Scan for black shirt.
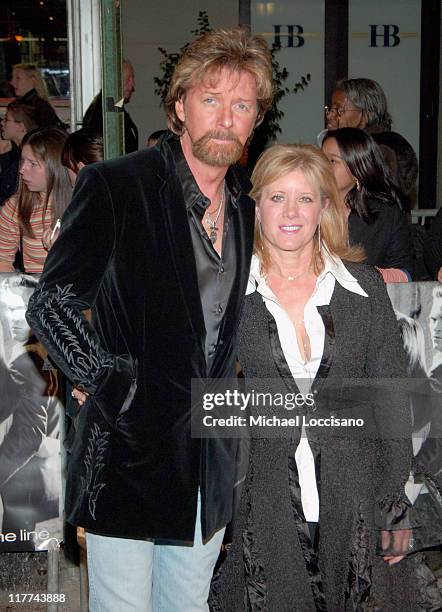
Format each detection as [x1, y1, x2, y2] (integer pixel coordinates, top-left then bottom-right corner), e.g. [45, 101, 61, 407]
[170, 136, 237, 372]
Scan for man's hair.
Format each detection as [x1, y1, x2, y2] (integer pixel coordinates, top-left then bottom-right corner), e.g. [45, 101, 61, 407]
[13, 63, 49, 99]
[6, 101, 39, 132]
[335, 78, 392, 131]
[250, 144, 364, 275]
[165, 27, 273, 135]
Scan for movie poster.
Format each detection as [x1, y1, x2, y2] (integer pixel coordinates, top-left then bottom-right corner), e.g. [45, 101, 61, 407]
[0, 274, 63, 552]
[388, 281, 442, 549]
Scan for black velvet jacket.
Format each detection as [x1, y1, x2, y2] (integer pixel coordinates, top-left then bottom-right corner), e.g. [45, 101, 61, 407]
[26, 132, 255, 540]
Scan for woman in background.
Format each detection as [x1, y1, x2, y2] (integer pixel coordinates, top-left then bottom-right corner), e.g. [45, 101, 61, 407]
[322, 127, 413, 279]
[325, 78, 418, 211]
[0, 127, 71, 273]
[10, 63, 66, 130]
[0, 101, 39, 205]
[38, 128, 104, 252]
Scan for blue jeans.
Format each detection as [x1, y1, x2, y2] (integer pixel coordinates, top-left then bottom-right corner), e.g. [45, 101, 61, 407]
[86, 494, 225, 611]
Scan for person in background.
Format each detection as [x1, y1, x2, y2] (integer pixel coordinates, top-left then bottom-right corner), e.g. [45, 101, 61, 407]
[325, 78, 418, 211]
[146, 129, 167, 148]
[322, 128, 413, 279]
[0, 127, 71, 273]
[0, 101, 39, 205]
[61, 127, 103, 186]
[83, 59, 138, 154]
[42, 128, 104, 250]
[423, 207, 442, 282]
[10, 63, 66, 130]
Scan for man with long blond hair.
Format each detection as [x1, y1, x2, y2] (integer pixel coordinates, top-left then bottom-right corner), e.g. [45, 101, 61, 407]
[27, 27, 273, 611]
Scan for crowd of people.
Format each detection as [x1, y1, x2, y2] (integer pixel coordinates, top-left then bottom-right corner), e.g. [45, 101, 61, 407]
[0, 26, 441, 612]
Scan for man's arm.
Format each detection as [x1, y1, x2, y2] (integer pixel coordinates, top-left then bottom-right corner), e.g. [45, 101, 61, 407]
[26, 165, 137, 427]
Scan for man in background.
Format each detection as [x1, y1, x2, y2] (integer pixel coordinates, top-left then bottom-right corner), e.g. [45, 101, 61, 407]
[83, 58, 138, 153]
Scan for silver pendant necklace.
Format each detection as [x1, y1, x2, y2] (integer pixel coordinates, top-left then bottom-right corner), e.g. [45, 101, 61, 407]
[205, 186, 225, 244]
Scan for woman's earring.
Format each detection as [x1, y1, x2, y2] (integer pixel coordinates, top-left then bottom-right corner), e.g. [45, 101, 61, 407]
[317, 223, 322, 254]
[355, 178, 361, 191]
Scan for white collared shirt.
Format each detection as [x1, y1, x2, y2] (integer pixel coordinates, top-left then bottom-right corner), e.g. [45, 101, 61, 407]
[246, 251, 368, 521]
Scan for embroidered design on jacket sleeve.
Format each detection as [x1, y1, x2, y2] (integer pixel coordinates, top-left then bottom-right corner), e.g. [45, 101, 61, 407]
[81, 423, 110, 520]
[27, 283, 113, 390]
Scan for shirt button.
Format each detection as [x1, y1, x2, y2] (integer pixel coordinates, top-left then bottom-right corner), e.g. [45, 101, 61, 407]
[219, 265, 225, 274]
[217, 305, 223, 314]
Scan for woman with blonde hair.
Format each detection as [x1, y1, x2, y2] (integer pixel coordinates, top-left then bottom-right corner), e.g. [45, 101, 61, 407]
[210, 144, 440, 611]
[10, 64, 65, 130]
[0, 127, 71, 273]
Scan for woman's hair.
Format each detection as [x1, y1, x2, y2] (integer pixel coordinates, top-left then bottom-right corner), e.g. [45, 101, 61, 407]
[165, 27, 273, 135]
[395, 312, 428, 378]
[6, 101, 39, 132]
[18, 127, 72, 238]
[250, 144, 364, 275]
[334, 78, 392, 131]
[62, 128, 103, 174]
[13, 63, 49, 99]
[323, 128, 405, 223]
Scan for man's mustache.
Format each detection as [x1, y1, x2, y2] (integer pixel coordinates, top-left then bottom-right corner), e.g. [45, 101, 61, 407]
[201, 130, 242, 144]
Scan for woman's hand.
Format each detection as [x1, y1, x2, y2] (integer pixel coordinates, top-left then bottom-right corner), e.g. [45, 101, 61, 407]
[437, 266, 442, 283]
[381, 529, 412, 565]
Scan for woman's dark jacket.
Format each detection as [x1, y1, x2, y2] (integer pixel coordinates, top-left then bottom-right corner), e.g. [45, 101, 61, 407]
[348, 199, 413, 273]
[25, 132, 255, 541]
[209, 264, 440, 611]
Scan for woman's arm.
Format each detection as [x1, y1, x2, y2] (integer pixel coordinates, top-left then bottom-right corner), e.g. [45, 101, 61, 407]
[382, 205, 414, 274]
